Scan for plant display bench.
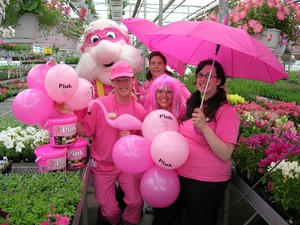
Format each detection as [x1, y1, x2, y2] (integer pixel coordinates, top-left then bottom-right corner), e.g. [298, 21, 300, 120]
[222, 173, 290, 225]
[9, 161, 91, 225]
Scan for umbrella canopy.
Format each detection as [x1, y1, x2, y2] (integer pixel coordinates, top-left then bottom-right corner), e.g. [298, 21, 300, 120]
[121, 18, 186, 76]
[146, 20, 288, 83]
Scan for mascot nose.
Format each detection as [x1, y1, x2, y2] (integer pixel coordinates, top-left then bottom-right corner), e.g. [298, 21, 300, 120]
[94, 40, 122, 65]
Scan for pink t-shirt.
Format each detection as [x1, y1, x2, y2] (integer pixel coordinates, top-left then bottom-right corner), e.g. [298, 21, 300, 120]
[139, 78, 191, 110]
[176, 104, 241, 182]
[79, 94, 147, 163]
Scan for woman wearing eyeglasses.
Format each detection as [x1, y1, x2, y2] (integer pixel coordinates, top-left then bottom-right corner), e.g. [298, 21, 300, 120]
[152, 60, 241, 225]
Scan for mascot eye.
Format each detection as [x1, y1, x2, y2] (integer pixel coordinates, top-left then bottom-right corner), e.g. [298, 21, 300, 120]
[90, 35, 100, 43]
[106, 32, 117, 39]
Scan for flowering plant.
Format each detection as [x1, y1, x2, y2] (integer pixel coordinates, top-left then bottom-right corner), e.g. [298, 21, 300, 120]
[1, 0, 88, 41]
[267, 160, 300, 211]
[232, 98, 300, 217]
[0, 126, 49, 157]
[228, 0, 300, 43]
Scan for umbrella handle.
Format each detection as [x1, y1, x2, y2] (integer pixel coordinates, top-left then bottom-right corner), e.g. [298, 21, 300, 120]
[199, 56, 218, 110]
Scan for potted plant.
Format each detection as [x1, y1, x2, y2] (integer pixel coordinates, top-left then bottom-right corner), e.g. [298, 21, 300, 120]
[1, 0, 88, 42]
[0, 126, 49, 163]
[1, 0, 63, 32]
[227, 0, 300, 50]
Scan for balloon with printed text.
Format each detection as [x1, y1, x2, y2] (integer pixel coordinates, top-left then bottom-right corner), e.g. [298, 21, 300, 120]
[44, 64, 79, 103]
[151, 131, 189, 169]
[66, 78, 95, 110]
[142, 109, 178, 142]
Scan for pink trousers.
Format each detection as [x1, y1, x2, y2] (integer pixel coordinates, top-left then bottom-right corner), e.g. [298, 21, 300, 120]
[92, 161, 143, 225]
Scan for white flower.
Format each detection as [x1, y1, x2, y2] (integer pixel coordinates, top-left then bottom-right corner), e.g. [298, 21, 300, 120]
[269, 160, 300, 180]
[0, 126, 49, 155]
[0, 26, 15, 38]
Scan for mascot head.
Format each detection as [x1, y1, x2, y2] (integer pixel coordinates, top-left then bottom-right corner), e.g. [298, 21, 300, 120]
[76, 19, 144, 87]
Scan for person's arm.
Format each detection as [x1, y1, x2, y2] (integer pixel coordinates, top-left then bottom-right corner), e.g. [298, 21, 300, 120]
[192, 108, 234, 161]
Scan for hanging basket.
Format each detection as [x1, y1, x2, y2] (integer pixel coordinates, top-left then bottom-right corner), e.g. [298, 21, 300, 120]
[34, 29, 57, 47]
[55, 34, 79, 51]
[280, 53, 292, 62]
[253, 29, 281, 52]
[3, 13, 38, 44]
[274, 44, 286, 56]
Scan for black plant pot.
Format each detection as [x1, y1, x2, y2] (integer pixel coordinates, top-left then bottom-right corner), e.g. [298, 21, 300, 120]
[7, 155, 22, 163]
[22, 154, 36, 163]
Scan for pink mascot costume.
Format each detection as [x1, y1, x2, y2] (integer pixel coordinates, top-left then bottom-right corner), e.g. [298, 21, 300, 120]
[77, 19, 143, 99]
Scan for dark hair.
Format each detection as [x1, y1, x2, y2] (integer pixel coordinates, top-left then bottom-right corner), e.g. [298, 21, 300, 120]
[181, 59, 228, 122]
[146, 51, 167, 81]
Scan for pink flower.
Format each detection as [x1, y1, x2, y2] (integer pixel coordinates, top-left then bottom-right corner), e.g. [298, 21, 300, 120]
[252, 22, 263, 33]
[239, 10, 248, 19]
[276, 10, 286, 20]
[248, 19, 259, 28]
[241, 24, 249, 31]
[232, 13, 241, 23]
[208, 13, 218, 22]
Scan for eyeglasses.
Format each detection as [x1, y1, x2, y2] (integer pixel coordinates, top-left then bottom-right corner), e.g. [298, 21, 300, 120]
[196, 73, 217, 79]
[113, 77, 132, 83]
[156, 89, 173, 95]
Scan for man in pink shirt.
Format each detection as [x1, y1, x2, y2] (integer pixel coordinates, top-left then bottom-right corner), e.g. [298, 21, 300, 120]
[77, 61, 147, 225]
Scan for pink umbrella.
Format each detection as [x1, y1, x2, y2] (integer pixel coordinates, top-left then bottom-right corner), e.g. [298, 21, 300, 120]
[87, 100, 143, 130]
[121, 17, 186, 76]
[146, 20, 288, 84]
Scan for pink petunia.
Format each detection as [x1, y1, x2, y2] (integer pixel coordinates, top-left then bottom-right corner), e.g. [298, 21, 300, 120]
[252, 22, 263, 33]
[241, 23, 249, 31]
[232, 13, 241, 23]
[276, 10, 286, 20]
[267, 0, 275, 8]
[248, 19, 258, 28]
[283, 5, 290, 15]
[239, 9, 248, 19]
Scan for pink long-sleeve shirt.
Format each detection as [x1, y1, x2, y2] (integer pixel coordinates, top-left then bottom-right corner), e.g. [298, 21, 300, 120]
[177, 104, 240, 182]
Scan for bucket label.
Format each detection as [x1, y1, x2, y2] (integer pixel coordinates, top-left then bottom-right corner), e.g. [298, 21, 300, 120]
[67, 146, 87, 169]
[46, 155, 66, 172]
[52, 122, 76, 146]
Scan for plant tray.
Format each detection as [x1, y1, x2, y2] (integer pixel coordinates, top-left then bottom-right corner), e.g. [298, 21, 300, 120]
[0, 161, 12, 174]
[11, 162, 38, 174]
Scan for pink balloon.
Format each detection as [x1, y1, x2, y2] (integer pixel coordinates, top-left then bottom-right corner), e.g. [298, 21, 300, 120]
[12, 89, 54, 124]
[112, 135, 154, 174]
[65, 78, 95, 110]
[27, 64, 52, 92]
[140, 165, 180, 208]
[44, 64, 79, 103]
[151, 131, 189, 170]
[38, 106, 63, 129]
[142, 109, 179, 141]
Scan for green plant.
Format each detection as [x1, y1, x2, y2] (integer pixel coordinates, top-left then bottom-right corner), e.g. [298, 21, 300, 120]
[0, 126, 49, 157]
[1, 0, 62, 30]
[267, 160, 300, 211]
[0, 172, 83, 224]
[1, 0, 87, 41]
[227, 0, 300, 43]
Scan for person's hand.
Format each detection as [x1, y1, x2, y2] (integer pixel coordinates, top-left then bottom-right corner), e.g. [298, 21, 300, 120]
[192, 107, 207, 131]
[55, 102, 72, 114]
[119, 130, 131, 138]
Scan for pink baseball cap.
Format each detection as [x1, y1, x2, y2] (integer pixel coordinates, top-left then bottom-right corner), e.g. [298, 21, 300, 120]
[111, 61, 134, 80]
